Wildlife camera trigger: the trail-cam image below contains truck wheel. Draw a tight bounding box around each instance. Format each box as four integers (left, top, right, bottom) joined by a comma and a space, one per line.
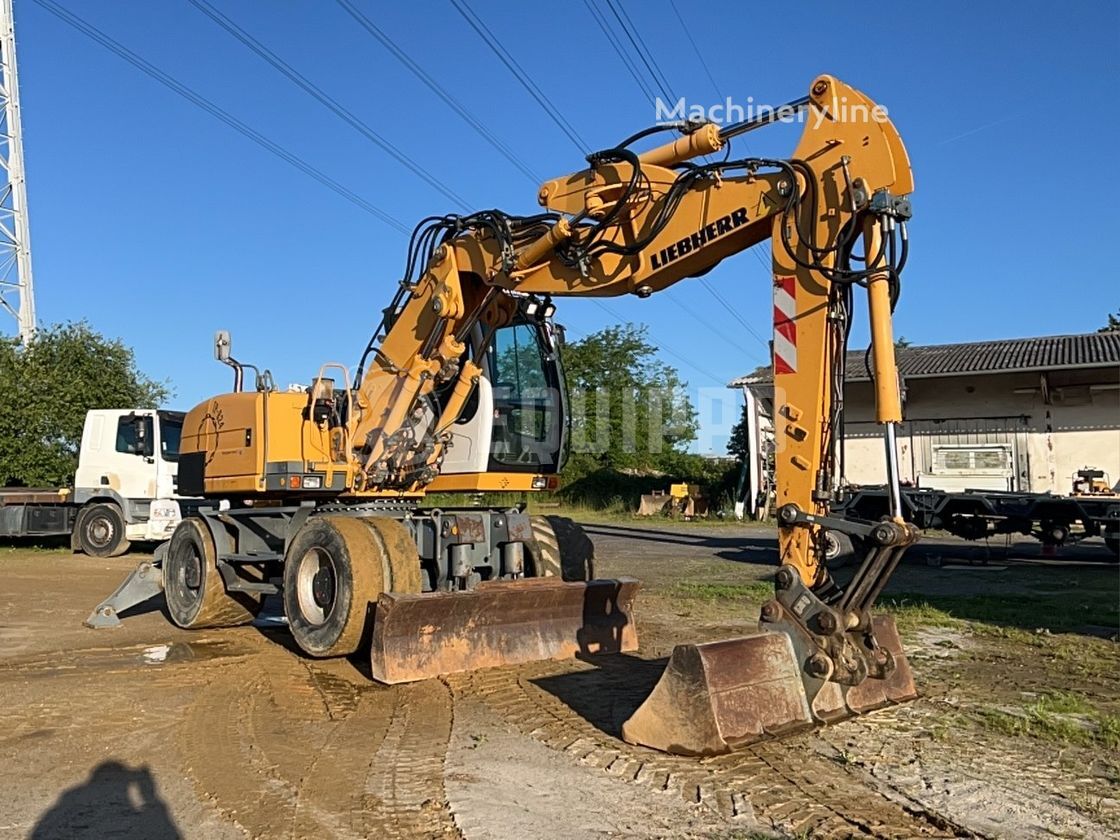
76, 503, 131, 558
282, 517, 385, 658
528, 516, 595, 581
164, 518, 259, 628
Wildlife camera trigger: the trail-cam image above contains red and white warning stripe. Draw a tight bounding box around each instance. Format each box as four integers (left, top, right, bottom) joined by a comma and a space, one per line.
773, 276, 798, 374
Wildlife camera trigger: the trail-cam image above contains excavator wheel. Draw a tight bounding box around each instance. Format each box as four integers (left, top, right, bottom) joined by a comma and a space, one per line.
282, 516, 420, 658
528, 515, 595, 581
164, 517, 260, 629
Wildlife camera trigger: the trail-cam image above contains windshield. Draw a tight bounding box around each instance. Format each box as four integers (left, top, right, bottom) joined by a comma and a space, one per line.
159, 417, 183, 462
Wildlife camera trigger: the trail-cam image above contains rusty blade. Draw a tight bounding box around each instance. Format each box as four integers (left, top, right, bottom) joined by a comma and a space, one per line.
621, 632, 814, 756
369, 577, 640, 684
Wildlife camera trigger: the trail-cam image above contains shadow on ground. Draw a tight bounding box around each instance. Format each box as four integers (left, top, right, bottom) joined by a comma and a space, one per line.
531, 653, 668, 739
31, 761, 181, 840
580, 522, 777, 565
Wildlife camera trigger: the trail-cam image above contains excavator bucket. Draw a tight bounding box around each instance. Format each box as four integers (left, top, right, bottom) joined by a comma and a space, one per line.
622, 615, 917, 756
369, 576, 640, 684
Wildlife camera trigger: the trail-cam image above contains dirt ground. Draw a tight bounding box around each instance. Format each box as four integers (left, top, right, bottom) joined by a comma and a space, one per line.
1, 522, 1117, 840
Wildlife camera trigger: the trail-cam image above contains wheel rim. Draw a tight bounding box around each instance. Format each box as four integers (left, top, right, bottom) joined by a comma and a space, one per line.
296, 547, 338, 627
171, 542, 203, 606
823, 532, 841, 561
87, 515, 114, 549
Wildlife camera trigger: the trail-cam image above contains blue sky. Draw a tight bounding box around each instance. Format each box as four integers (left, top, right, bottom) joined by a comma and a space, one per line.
12, 0, 1119, 453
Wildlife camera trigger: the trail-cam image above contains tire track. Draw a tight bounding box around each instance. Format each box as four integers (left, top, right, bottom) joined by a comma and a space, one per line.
363, 678, 463, 839
180, 669, 302, 837
451, 661, 971, 839
179, 656, 403, 839
290, 683, 396, 838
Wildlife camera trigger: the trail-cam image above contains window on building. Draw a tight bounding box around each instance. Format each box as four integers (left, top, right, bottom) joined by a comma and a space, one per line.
932, 444, 1012, 474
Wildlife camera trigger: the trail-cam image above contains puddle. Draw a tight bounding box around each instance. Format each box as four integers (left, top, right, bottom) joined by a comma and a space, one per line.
137, 640, 245, 665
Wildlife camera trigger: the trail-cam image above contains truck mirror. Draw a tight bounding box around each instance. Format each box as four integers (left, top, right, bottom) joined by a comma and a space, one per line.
134, 416, 154, 458
215, 330, 232, 362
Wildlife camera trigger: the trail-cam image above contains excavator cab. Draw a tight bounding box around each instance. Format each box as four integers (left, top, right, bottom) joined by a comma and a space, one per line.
486, 317, 567, 473
435, 302, 568, 480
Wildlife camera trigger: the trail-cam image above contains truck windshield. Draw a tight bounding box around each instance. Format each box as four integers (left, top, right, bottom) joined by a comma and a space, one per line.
160, 417, 183, 462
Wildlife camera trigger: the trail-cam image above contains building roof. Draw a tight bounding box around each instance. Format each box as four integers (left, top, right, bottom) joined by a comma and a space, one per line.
729, 331, 1120, 387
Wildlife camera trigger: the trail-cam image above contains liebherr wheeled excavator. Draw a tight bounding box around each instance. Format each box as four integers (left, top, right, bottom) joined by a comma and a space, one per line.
89, 75, 918, 756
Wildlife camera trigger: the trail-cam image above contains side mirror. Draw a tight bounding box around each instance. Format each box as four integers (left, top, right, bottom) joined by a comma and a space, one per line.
215, 330, 232, 363
134, 416, 154, 458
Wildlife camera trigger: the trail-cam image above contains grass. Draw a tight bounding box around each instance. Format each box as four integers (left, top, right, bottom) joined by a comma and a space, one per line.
880, 586, 1119, 635
976, 692, 1120, 750
673, 581, 775, 601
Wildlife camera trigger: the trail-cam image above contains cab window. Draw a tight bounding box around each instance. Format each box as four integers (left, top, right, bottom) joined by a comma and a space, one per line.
115, 416, 153, 456
488, 323, 562, 469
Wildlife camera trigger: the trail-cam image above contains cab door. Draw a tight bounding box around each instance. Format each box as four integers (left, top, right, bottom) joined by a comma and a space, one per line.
486, 321, 566, 473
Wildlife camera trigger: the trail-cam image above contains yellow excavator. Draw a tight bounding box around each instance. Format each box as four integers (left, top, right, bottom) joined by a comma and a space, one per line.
88, 74, 918, 756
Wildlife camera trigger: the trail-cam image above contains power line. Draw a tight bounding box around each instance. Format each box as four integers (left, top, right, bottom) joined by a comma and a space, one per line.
595, 1, 773, 344
31, 0, 411, 235
666, 0, 723, 102
589, 299, 727, 386
698, 277, 771, 351
602, 0, 674, 104
665, 289, 767, 363
579, 0, 658, 104
189, 0, 470, 211
334, 0, 541, 185
449, 0, 589, 154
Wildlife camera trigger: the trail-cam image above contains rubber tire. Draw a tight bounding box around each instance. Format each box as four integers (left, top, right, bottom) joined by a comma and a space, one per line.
1105, 535, 1119, 563
76, 503, 131, 558
282, 517, 385, 658
164, 518, 260, 628
528, 515, 594, 581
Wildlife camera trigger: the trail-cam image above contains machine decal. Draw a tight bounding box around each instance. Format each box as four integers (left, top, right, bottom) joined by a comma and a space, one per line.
773, 275, 798, 374
649, 207, 748, 270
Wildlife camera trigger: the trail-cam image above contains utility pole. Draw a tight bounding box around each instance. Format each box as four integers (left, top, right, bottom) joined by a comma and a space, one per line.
0, 0, 35, 343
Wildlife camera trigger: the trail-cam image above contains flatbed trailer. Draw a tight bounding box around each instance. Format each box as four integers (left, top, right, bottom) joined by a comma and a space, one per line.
0, 488, 78, 537
831, 485, 1120, 560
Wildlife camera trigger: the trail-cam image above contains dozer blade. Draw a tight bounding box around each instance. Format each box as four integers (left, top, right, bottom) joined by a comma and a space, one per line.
622, 615, 918, 756
369, 576, 640, 684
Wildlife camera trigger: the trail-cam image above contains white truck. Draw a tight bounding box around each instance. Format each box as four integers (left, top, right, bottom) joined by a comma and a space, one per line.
0, 408, 191, 557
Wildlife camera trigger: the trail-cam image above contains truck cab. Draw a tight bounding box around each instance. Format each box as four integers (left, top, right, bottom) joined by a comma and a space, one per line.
70, 409, 188, 554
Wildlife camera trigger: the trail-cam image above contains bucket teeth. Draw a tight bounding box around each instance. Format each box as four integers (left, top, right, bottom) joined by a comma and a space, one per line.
622, 616, 918, 756
370, 576, 640, 684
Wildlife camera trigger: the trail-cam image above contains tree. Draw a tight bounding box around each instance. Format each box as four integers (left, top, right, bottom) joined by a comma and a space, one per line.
560, 324, 696, 477
1100, 309, 1120, 333
727, 400, 751, 462
0, 322, 170, 486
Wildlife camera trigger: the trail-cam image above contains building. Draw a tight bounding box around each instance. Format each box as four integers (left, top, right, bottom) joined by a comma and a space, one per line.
730, 331, 1120, 494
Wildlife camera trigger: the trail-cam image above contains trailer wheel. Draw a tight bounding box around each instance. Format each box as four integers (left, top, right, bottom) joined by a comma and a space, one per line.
528, 516, 594, 581
164, 518, 259, 628
282, 517, 385, 658
76, 503, 131, 558
1105, 536, 1119, 563
822, 530, 865, 570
